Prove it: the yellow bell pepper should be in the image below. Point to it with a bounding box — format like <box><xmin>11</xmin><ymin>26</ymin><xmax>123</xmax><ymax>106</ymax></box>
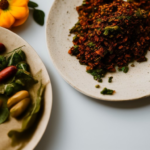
<box><xmin>0</xmin><ymin>0</ymin><xmax>29</xmax><ymax>28</ymax></box>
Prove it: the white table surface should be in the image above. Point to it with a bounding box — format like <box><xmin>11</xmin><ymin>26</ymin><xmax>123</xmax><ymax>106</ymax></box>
<box><xmin>13</xmin><ymin>0</ymin><xmax>150</xmax><ymax>150</ymax></box>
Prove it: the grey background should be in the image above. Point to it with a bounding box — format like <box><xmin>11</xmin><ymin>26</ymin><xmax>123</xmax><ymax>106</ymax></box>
<box><xmin>13</xmin><ymin>0</ymin><xmax>150</xmax><ymax>149</ymax></box>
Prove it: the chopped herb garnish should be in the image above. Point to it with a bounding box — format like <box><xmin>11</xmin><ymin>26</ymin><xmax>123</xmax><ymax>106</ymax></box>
<box><xmin>87</xmin><ymin>42</ymin><xmax>95</xmax><ymax>47</ymax></box>
<box><xmin>87</xmin><ymin>69</ymin><xmax>106</xmax><ymax>82</ymax></box>
<box><xmin>73</xmin><ymin>35</ymin><xmax>78</xmax><ymax>41</ymax></box>
<box><xmin>108</xmin><ymin>76</ymin><xmax>113</xmax><ymax>83</ymax></box>
<box><xmin>101</xmin><ymin>88</ymin><xmax>115</xmax><ymax>95</ymax></box>
<box><xmin>122</xmin><ymin>66</ymin><xmax>129</xmax><ymax>73</ymax></box>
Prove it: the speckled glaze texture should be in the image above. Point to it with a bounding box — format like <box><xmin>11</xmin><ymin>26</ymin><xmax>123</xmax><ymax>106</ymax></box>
<box><xmin>46</xmin><ymin>0</ymin><xmax>150</xmax><ymax>101</ymax></box>
<box><xmin>0</xmin><ymin>27</ymin><xmax>52</xmax><ymax>150</ymax></box>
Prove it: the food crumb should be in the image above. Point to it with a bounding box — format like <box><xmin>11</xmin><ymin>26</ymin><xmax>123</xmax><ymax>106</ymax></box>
<box><xmin>95</xmin><ymin>85</ymin><xmax>100</xmax><ymax>88</ymax></box>
<box><xmin>131</xmin><ymin>64</ymin><xmax>135</xmax><ymax>67</ymax></box>
<box><xmin>108</xmin><ymin>76</ymin><xmax>113</xmax><ymax>83</ymax></box>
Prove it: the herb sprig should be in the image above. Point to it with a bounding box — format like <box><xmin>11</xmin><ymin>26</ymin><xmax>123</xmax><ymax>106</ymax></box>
<box><xmin>28</xmin><ymin>1</ymin><xmax>45</xmax><ymax>26</ymax></box>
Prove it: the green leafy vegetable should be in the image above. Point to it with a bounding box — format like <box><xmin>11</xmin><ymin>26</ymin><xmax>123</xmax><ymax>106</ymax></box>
<box><xmin>17</xmin><ymin>50</ymin><xmax>26</xmax><ymax>61</ymax></box>
<box><xmin>28</xmin><ymin>1</ymin><xmax>45</xmax><ymax>26</ymax></box>
<box><xmin>15</xmin><ymin>69</ymin><xmax>38</xmax><ymax>86</ymax></box>
<box><xmin>8</xmin><ymin>82</ymin><xmax>46</xmax><ymax>144</ymax></box>
<box><xmin>4</xmin><ymin>83</ymin><xmax>23</xmax><ymax>96</ymax></box>
<box><xmin>33</xmin><ymin>9</ymin><xmax>45</xmax><ymax>26</ymax></box>
<box><xmin>17</xmin><ymin>62</ymin><xmax>30</xmax><ymax>72</ymax></box>
<box><xmin>0</xmin><ymin>56</ymin><xmax>7</xmax><ymax>71</ymax></box>
<box><xmin>28</xmin><ymin>1</ymin><xmax>38</xmax><ymax>8</ymax></box>
<box><xmin>8</xmin><ymin>50</ymin><xmax>26</xmax><ymax>66</ymax></box>
<box><xmin>0</xmin><ymin>107</ymin><xmax>9</xmax><ymax>124</ymax></box>
<box><xmin>101</xmin><ymin>88</ymin><xmax>115</xmax><ymax>95</ymax></box>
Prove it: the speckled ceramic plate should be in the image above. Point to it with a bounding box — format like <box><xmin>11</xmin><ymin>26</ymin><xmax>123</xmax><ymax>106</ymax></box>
<box><xmin>46</xmin><ymin>0</ymin><xmax>150</xmax><ymax>101</ymax></box>
<box><xmin>0</xmin><ymin>27</ymin><xmax>52</xmax><ymax>150</ymax></box>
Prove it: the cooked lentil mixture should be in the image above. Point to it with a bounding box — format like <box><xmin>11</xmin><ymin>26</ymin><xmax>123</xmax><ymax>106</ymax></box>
<box><xmin>68</xmin><ymin>0</ymin><xmax>150</xmax><ymax>83</ymax></box>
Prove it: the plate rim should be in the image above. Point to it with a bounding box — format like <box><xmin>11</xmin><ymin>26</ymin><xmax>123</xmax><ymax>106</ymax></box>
<box><xmin>0</xmin><ymin>27</ymin><xmax>53</xmax><ymax>150</ymax></box>
<box><xmin>45</xmin><ymin>0</ymin><xmax>149</xmax><ymax>102</ymax></box>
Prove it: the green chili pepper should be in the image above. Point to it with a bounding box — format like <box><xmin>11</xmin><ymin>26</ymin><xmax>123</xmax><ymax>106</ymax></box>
<box><xmin>0</xmin><ymin>56</ymin><xmax>7</xmax><ymax>71</ymax></box>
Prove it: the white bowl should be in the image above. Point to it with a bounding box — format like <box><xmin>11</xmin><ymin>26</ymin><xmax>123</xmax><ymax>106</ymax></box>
<box><xmin>46</xmin><ymin>0</ymin><xmax>150</xmax><ymax>101</ymax></box>
<box><xmin>0</xmin><ymin>27</ymin><xmax>52</xmax><ymax>150</ymax></box>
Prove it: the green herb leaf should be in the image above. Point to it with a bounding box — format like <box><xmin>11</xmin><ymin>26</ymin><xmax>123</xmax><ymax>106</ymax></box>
<box><xmin>33</xmin><ymin>9</ymin><xmax>45</xmax><ymax>26</ymax></box>
<box><xmin>122</xmin><ymin>66</ymin><xmax>129</xmax><ymax>73</ymax></box>
<box><xmin>7</xmin><ymin>50</ymin><xmax>26</xmax><ymax>66</ymax></box>
<box><xmin>15</xmin><ymin>69</ymin><xmax>38</xmax><ymax>86</ymax></box>
<box><xmin>101</xmin><ymin>88</ymin><xmax>115</xmax><ymax>95</ymax></box>
<box><xmin>28</xmin><ymin>1</ymin><xmax>38</xmax><ymax>8</ymax></box>
<box><xmin>87</xmin><ymin>69</ymin><xmax>106</xmax><ymax>82</ymax></box>
<box><xmin>87</xmin><ymin>42</ymin><xmax>95</xmax><ymax>47</ymax></box>
<box><xmin>108</xmin><ymin>76</ymin><xmax>113</xmax><ymax>83</ymax></box>
<box><xmin>0</xmin><ymin>107</ymin><xmax>9</xmax><ymax>124</ymax></box>
<box><xmin>4</xmin><ymin>83</ymin><xmax>23</xmax><ymax>96</ymax></box>
<box><xmin>0</xmin><ymin>56</ymin><xmax>7</xmax><ymax>71</ymax></box>
<box><xmin>17</xmin><ymin>62</ymin><xmax>30</xmax><ymax>72</ymax></box>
